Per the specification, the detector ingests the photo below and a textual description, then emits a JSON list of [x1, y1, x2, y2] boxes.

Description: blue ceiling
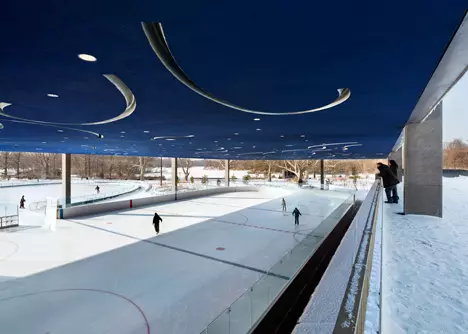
[[0, 1, 466, 160]]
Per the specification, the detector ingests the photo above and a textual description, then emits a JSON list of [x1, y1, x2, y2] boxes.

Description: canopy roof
[[0, 2, 466, 159]]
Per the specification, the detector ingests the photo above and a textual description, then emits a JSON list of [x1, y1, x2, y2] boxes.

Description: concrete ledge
[[59, 187, 258, 219]]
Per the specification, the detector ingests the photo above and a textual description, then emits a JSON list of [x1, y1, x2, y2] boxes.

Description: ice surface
[[0, 186, 351, 334], [381, 177, 468, 334]]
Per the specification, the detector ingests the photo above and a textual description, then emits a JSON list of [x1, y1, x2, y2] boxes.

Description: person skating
[[95, 185, 100, 194], [292, 207, 301, 225], [19, 195, 26, 209], [153, 212, 163, 235], [376, 162, 400, 204], [282, 198, 287, 213]]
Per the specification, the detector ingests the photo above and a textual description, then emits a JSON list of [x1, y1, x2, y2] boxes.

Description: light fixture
[[234, 133, 239, 135], [256, 128, 261, 131], [144, 130, 150, 133], [343, 147, 348, 151], [78, 54, 97, 62], [280, 135, 284, 138], [41, 141, 47, 144], [57, 130, 64, 133], [47, 94, 59, 98], [227, 138, 231, 141], [166, 138, 175, 141], [187, 135, 195, 138], [254, 118, 260, 121], [120, 135, 125, 138], [64, 137, 68, 139], [322, 146, 327, 149], [300, 135, 305, 138], [120, 131, 126, 134]]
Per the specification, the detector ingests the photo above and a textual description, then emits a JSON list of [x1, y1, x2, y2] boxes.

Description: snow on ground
[[381, 177, 468, 334], [0, 186, 352, 334]]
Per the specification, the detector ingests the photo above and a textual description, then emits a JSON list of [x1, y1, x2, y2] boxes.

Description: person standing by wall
[[377, 162, 400, 204]]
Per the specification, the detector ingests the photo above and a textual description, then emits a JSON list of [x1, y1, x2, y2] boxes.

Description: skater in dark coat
[[282, 198, 287, 213], [292, 207, 301, 225], [95, 185, 100, 194], [153, 212, 163, 235], [377, 162, 400, 204], [19, 195, 26, 209]]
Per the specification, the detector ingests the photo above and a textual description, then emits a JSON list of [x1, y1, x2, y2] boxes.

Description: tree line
[[0, 151, 389, 181]]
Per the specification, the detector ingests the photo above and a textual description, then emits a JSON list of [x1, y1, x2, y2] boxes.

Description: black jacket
[[389, 163, 398, 179], [377, 164, 399, 188], [153, 214, 162, 225]]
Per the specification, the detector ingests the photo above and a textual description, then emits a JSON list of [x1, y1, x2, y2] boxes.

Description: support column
[[320, 159, 325, 190], [404, 102, 442, 217], [225, 159, 230, 187], [160, 157, 163, 187], [388, 147, 403, 181], [171, 158, 178, 200], [62, 153, 71, 206]]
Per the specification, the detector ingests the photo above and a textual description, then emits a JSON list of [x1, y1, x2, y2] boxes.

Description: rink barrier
[[291, 179, 383, 334], [58, 187, 258, 219]]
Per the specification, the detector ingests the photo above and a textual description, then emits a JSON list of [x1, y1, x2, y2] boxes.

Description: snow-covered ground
[[381, 177, 468, 333], [0, 186, 353, 334]]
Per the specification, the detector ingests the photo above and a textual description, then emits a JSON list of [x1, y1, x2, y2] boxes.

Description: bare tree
[[12, 152, 21, 177], [138, 157, 149, 181], [275, 160, 311, 181], [179, 158, 193, 181], [2, 152, 9, 178]]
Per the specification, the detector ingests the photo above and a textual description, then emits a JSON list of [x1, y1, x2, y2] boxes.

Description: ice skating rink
[[0, 187, 352, 334]]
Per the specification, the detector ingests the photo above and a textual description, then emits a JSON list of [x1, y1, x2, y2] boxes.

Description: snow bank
[[381, 177, 468, 333]]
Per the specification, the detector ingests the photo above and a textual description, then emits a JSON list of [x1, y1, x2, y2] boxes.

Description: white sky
[[443, 71, 468, 142]]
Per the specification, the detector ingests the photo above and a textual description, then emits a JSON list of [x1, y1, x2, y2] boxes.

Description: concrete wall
[[59, 187, 258, 219]]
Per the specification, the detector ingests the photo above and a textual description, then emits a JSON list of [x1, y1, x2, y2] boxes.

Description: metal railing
[[333, 180, 382, 333], [0, 206, 19, 230]]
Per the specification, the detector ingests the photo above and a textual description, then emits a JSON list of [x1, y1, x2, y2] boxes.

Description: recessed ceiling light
[[305, 140, 309, 142], [300, 135, 305, 138], [256, 128, 261, 131], [120, 131, 126, 134], [252, 145, 256, 148], [64, 137, 68, 139], [166, 138, 175, 141], [47, 93, 59, 98], [144, 130, 150, 133], [234, 133, 239, 135], [343, 147, 348, 151], [57, 130, 64, 133], [41, 142, 47, 144], [322, 146, 327, 149], [120, 135, 125, 138], [187, 135, 195, 138], [280, 135, 284, 138], [254, 118, 260, 121], [227, 138, 231, 141], [78, 54, 97, 62]]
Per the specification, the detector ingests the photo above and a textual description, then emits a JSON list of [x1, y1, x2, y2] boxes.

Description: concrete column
[[62, 153, 71, 206], [404, 102, 443, 217], [388, 147, 403, 181], [171, 158, 177, 199], [320, 159, 325, 190], [225, 159, 230, 187]]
